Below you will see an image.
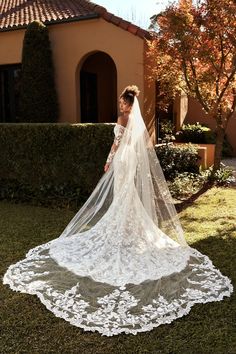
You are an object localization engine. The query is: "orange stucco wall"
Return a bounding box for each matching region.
[0,18,156,138]
[185,97,236,156]
[49,19,146,123]
[0,30,23,64]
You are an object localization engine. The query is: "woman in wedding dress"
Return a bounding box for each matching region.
[3,85,233,336]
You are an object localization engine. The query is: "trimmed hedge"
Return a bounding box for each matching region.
[1,124,200,208]
[0,123,114,208]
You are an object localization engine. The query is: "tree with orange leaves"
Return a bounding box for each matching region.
[148,0,236,171]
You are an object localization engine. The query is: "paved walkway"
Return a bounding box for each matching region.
[222,158,236,170]
[221,158,236,185]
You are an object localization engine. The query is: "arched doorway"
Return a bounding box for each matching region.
[79,52,117,123]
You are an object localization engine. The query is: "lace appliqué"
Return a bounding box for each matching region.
[3,244,233,336]
[106,124,126,165]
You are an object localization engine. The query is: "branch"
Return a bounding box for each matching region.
[217,64,236,105]
[215,33,225,97]
[188,58,210,112]
[196,36,219,74]
[225,88,236,127]
[216,33,235,94]
[182,59,192,91]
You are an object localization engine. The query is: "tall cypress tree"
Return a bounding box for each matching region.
[19,21,59,122]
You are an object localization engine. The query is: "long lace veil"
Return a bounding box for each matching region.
[57,97,188,247]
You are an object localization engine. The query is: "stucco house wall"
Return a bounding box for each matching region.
[185,97,236,156]
[0,11,156,140]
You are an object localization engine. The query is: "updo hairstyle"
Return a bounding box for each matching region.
[120,85,140,106]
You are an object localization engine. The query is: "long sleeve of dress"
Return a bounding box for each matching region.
[106,124,126,165]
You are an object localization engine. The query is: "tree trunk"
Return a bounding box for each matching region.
[213,124,225,172]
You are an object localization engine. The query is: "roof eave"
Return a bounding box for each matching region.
[0,13,99,33]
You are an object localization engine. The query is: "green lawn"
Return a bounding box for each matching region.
[1,187,236,354]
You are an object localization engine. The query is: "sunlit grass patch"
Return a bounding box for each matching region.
[1,187,235,354]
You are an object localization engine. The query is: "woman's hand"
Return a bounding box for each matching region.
[104,163,110,172]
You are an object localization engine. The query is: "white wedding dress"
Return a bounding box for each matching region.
[3,98,233,336]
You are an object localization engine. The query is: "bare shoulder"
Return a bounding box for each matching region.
[117,115,129,127]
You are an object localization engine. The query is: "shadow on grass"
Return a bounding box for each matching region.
[1,228,235,354]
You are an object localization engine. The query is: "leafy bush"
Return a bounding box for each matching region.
[176,122,233,157]
[205,164,236,186]
[159,119,176,143]
[155,143,199,180]
[176,122,215,144]
[168,164,235,200]
[168,172,206,200]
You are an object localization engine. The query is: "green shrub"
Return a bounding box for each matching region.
[176,122,215,144]
[168,172,206,200]
[168,164,235,200]
[155,143,200,180]
[176,122,233,157]
[0,123,114,208]
[168,164,235,199]
[159,119,176,143]
[205,164,235,186]
[19,21,59,122]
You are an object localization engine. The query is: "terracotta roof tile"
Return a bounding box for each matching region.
[0,0,151,39]
[119,20,131,31]
[102,12,113,22]
[109,15,122,27]
[127,24,139,36]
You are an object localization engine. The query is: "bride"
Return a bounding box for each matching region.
[3,85,233,336]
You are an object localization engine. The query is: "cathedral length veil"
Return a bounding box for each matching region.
[3,96,233,336]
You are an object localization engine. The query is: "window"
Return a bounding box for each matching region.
[0,64,21,123]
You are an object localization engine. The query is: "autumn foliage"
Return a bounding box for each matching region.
[148,0,236,169]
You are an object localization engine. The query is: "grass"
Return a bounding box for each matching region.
[1,187,236,354]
